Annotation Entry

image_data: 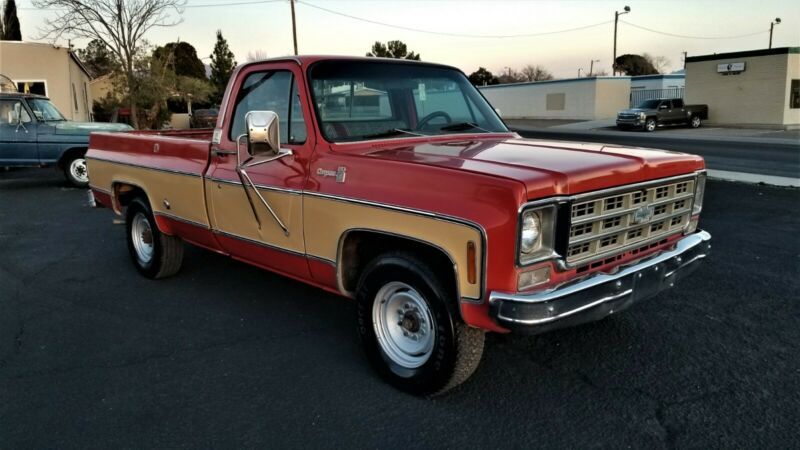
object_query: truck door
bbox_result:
[0,98,38,165]
[205,63,314,279]
[661,100,681,124]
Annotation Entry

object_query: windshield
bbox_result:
[27,98,67,121]
[308,61,508,142]
[637,100,664,109]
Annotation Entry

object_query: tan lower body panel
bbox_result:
[205,179,305,254]
[303,195,483,300]
[88,159,209,227]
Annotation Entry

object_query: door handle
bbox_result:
[211,148,237,157]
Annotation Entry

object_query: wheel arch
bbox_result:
[112,180,178,235]
[56,146,88,169]
[337,229,463,315]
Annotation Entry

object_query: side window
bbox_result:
[229,71,307,144]
[0,100,31,124]
[672,99,684,108]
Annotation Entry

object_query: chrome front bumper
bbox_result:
[489,231,711,334]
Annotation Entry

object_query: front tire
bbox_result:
[644,118,657,132]
[690,115,702,128]
[356,252,485,396]
[125,197,184,279]
[64,155,89,187]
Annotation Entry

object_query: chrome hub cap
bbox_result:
[131,212,154,265]
[692,116,700,127]
[646,120,656,131]
[69,158,89,183]
[372,282,435,369]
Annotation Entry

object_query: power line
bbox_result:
[620,20,768,40]
[18,0,284,11]
[297,1,612,38]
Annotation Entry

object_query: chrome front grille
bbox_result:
[566,177,695,266]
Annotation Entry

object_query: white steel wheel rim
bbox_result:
[646,120,656,131]
[692,116,701,127]
[69,158,89,183]
[131,212,155,265]
[372,281,436,369]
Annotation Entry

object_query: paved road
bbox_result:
[511,126,800,179]
[1,169,798,448]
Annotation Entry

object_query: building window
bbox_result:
[72,84,79,112]
[546,93,565,111]
[791,80,800,109]
[16,80,47,96]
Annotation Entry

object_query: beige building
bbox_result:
[685,47,799,129]
[479,77,631,121]
[0,40,94,121]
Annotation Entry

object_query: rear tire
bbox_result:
[644,118,657,132]
[125,197,184,279]
[356,251,484,396]
[64,154,89,187]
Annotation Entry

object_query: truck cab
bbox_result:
[0,92,131,186]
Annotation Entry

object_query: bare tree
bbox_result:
[520,64,554,82]
[642,53,671,74]
[32,0,186,128]
[246,49,269,62]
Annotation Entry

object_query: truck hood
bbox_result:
[365,137,704,199]
[53,121,133,136]
[618,108,652,115]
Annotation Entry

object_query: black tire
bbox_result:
[689,115,702,128]
[356,251,485,396]
[125,197,184,279]
[644,118,657,132]
[63,154,89,188]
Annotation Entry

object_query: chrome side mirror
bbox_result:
[245,111,280,157]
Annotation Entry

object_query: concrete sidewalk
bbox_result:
[506,119,800,144]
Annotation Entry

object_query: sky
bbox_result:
[12,0,800,79]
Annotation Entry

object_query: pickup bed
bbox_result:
[87,56,711,395]
[617,98,709,132]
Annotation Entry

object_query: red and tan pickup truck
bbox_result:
[87,56,711,395]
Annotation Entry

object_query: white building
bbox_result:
[478,77,631,121]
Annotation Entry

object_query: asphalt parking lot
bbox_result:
[1,168,798,448]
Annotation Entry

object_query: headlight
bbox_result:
[639,112,646,119]
[518,205,557,264]
[692,173,706,215]
[520,211,541,254]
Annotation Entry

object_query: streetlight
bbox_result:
[769,17,781,49]
[613,6,631,76]
[578,68,584,78]
[589,59,600,76]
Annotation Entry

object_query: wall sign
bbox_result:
[717,62,746,74]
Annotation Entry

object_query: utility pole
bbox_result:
[613,6,631,76]
[290,0,298,55]
[578,68,583,78]
[682,51,688,69]
[589,59,600,76]
[769,18,781,49]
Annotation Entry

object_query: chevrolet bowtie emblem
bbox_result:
[631,205,654,225]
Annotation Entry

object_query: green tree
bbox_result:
[366,40,420,60]
[468,67,499,86]
[614,54,659,76]
[77,39,118,77]
[153,41,206,79]
[2,0,22,41]
[209,30,236,105]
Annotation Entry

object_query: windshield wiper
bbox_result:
[438,122,491,133]
[359,128,427,140]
